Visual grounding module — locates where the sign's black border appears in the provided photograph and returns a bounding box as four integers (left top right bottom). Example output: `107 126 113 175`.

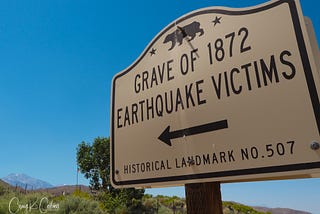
111 0 320 187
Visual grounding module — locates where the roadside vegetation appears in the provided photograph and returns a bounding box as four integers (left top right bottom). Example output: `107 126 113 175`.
0 186 268 214
0 137 269 214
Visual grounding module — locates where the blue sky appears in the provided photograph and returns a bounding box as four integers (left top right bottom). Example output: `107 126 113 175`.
0 0 319 213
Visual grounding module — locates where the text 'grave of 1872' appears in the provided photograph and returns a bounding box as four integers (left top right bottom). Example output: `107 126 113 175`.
111 0 320 188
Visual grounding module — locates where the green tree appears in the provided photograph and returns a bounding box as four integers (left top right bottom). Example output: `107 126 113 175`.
77 137 110 190
76 137 145 212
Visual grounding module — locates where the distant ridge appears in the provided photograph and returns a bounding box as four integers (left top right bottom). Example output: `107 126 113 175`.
0 179 22 190
0 179 11 188
254 206 312 214
36 185 90 196
2 173 53 190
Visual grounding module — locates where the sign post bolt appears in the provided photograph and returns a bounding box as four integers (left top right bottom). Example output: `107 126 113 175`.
310 142 320 150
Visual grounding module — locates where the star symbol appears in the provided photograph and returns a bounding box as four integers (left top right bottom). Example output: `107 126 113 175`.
150 48 156 56
212 16 222 26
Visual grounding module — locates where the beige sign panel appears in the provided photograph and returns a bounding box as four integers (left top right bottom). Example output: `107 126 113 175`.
111 0 320 188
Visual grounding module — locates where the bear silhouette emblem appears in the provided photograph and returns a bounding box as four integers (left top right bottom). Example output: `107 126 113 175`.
163 21 204 51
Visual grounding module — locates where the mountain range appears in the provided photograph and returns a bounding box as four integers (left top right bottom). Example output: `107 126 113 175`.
1 173 53 190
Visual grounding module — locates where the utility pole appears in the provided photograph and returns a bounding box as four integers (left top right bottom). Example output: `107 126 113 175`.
76 166 79 191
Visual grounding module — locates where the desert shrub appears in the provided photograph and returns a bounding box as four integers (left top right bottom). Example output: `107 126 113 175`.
58 195 106 214
72 188 90 199
0 202 7 214
98 191 124 213
143 197 158 212
0 186 7 196
114 205 128 214
157 205 173 214
223 201 265 214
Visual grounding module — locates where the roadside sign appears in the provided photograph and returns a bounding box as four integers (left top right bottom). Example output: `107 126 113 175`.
111 0 320 188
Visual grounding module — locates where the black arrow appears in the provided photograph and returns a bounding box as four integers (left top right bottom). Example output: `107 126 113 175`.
158 119 228 146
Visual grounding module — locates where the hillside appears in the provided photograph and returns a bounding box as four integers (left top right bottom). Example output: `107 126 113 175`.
254 206 312 214
0 179 24 192
35 184 90 196
0 179 11 188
